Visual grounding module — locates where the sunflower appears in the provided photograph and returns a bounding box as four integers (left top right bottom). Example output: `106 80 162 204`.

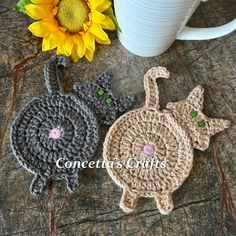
23 0 116 61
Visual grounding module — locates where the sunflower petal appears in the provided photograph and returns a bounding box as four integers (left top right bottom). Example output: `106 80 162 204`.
89 23 109 41
83 32 95 52
85 49 95 62
53 30 66 54
48 33 60 49
96 0 111 12
100 15 115 30
25 4 54 20
32 0 58 6
74 35 85 58
90 10 105 23
95 36 111 45
31 0 52 4
28 21 46 37
89 0 105 10
104 7 121 31
42 36 49 51
71 47 81 62
42 33 58 51
28 19 57 37
63 36 74 56
56 44 65 55
52 0 59 6
83 22 90 32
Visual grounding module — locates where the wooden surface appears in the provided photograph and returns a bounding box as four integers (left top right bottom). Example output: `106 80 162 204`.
0 0 236 235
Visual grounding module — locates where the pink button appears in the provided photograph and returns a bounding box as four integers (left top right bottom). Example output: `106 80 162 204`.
48 128 63 139
142 144 155 156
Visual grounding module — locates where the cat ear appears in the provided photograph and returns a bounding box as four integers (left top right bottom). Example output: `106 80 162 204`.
73 82 82 92
186 85 204 110
208 118 230 136
117 96 134 113
97 71 113 88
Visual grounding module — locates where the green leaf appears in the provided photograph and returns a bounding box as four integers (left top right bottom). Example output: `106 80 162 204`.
14 0 32 12
105 3 121 32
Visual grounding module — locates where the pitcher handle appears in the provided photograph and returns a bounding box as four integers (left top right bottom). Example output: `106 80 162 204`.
177 18 236 40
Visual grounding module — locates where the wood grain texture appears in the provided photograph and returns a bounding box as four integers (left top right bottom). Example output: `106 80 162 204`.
0 0 236 235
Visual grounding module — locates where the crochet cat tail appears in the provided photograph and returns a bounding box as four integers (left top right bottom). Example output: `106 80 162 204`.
44 55 69 94
144 66 170 110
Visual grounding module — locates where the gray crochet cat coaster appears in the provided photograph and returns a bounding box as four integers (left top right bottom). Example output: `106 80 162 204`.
10 55 134 195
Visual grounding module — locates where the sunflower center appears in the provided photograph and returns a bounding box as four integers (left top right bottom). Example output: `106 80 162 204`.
57 0 90 33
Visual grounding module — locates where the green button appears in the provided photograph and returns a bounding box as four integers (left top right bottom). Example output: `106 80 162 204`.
97 89 105 97
198 120 206 128
105 97 112 105
190 111 198 118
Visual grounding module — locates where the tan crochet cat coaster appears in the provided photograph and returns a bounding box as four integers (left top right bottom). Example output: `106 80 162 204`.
103 67 230 215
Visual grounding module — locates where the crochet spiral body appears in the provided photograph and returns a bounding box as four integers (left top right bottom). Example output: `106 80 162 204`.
10 56 99 195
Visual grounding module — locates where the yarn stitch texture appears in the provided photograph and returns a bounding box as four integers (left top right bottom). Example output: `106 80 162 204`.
10 55 133 195
73 71 134 125
103 67 230 215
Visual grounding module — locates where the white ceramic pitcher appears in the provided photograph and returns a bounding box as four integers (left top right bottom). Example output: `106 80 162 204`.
114 0 236 57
